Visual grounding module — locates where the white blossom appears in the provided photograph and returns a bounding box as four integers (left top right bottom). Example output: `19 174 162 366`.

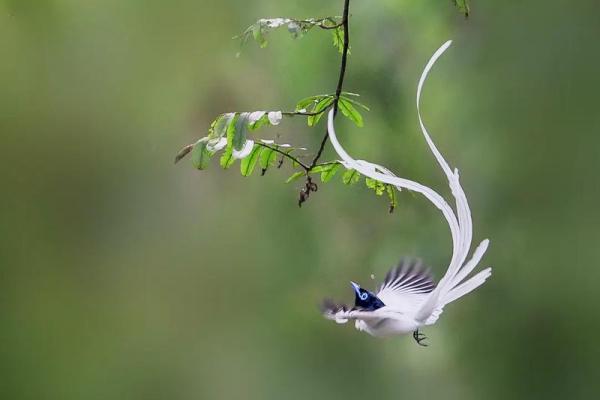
267 111 282 125
232 140 255 159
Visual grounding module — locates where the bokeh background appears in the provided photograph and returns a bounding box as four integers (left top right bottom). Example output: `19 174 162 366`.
2 0 599 399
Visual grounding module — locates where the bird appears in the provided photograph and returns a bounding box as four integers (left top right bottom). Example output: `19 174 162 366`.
322 258 490 345
321 40 492 345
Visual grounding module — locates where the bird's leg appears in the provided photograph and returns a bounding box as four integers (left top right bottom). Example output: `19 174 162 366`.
412 330 428 347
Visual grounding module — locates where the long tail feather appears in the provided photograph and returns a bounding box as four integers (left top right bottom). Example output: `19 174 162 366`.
449 239 489 290
443 267 492 305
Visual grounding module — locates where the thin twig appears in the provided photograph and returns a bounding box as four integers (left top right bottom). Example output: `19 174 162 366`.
298 0 351 207
313 161 341 168
206 108 330 120
282 108 332 117
254 142 310 171
297 17 343 30
308 0 351 171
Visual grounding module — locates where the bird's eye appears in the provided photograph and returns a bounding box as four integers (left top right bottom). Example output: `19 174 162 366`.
360 292 368 301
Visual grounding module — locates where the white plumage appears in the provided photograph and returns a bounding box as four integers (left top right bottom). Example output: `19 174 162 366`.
322 41 492 340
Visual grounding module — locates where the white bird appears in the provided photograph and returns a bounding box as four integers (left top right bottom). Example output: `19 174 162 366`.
321 41 492 345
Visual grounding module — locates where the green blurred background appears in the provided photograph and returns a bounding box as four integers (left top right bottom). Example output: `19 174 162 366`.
2 0 599 399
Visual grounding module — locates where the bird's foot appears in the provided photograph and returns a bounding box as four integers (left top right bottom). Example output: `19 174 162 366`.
412 330 429 347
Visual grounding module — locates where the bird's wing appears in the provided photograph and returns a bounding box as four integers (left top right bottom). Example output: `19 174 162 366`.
321 299 404 323
375 258 436 312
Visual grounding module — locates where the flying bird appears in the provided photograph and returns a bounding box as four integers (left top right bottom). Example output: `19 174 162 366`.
322 258 489 345
321 41 492 344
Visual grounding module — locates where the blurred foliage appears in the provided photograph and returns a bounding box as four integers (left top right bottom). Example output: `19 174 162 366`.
1 0 600 399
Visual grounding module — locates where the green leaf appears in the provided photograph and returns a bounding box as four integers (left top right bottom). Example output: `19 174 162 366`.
332 26 344 53
252 23 268 48
340 95 370 111
320 163 341 183
286 171 305 183
307 165 328 174
231 113 249 151
220 147 235 169
453 0 470 17
210 113 234 140
296 95 323 111
365 177 376 190
386 184 398 213
308 97 334 127
240 145 261 176
225 113 238 147
174 144 194 164
338 98 364 127
365 177 385 195
259 146 278 170
248 113 270 131
342 169 360 185
191 139 213 170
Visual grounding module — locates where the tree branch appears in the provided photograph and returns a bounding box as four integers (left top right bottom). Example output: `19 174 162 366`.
282 107 332 117
254 142 310 171
298 0 351 207
308 0 351 171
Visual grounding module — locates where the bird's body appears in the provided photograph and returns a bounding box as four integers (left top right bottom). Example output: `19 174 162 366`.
324 258 462 342
321 41 493 344
323 256 491 343
354 315 420 338
354 271 428 338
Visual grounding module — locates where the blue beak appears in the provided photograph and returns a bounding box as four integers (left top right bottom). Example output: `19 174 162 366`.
350 281 361 295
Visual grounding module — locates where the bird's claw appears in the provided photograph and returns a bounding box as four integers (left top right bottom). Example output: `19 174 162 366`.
413 330 429 347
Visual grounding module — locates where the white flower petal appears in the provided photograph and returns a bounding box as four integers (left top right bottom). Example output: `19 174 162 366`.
206 137 227 151
268 111 282 125
260 18 291 29
232 140 255 159
260 139 275 144
248 111 266 124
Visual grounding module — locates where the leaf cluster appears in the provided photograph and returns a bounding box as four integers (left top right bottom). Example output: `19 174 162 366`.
175 111 307 177
452 0 471 17
235 17 344 52
179 1 471 210
295 92 369 127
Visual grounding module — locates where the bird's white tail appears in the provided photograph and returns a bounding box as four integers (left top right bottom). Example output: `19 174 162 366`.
438 238 491 306
443 267 492 305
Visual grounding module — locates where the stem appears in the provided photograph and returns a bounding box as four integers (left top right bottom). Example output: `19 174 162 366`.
282 107 332 117
297 17 343 30
254 142 310 171
297 0 350 207
308 0 351 170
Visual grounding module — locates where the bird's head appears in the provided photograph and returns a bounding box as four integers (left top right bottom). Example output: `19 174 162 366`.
350 281 385 311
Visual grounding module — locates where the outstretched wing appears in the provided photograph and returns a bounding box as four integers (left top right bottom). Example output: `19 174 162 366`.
376 258 436 313
321 299 358 324
321 299 404 324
